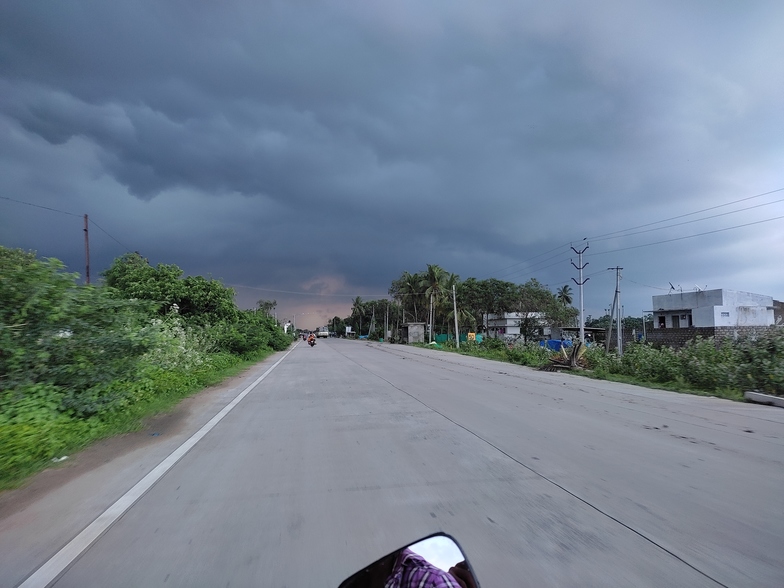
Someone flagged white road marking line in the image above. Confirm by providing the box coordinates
[19,346,296,588]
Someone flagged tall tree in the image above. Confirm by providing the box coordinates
[350,296,365,335]
[420,264,448,342]
[390,271,422,322]
[556,285,573,306]
[256,299,277,316]
[513,279,578,341]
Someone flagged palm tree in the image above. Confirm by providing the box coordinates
[556,284,573,306]
[400,271,419,322]
[446,306,476,337]
[351,296,365,335]
[420,264,448,342]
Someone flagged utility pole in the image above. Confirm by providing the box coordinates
[83,214,90,284]
[452,284,460,349]
[571,243,589,343]
[428,293,433,343]
[606,267,623,355]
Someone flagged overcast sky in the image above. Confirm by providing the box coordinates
[2,1,782,330]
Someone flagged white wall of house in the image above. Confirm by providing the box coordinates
[486,312,550,339]
[652,289,774,328]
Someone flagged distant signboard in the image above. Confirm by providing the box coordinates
[467,332,476,341]
[345,326,353,334]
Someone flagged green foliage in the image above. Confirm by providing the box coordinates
[584,332,784,398]
[620,343,681,383]
[0,248,155,398]
[439,337,552,368]
[0,247,293,487]
[679,337,739,391]
[482,337,507,351]
[583,345,621,376]
[735,329,784,395]
[556,285,573,306]
[103,253,238,321]
[506,343,552,367]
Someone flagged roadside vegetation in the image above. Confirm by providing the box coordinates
[379,262,782,402]
[0,248,293,489]
[422,332,783,401]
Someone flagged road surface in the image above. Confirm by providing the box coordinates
[1,339,782,587]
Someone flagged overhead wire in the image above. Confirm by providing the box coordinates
[585,186,784,241]
[588,196,784,244]
[587,214,784,258]
[2,195,134,254]
[481,186,784,283]
[0,195,82,217]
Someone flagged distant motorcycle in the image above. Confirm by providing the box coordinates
[308,336,316,347]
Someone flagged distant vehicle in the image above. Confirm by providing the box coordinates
[317,328,329,338]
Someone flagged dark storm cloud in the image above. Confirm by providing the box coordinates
[1,0,783,326]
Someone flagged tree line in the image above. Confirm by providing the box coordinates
[330,264,579,341]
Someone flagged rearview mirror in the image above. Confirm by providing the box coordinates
[338,532,479,588]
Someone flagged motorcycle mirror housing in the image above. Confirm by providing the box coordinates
[338,532,479,588]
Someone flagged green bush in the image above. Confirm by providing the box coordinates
[679,337,739,391]
[506,343,551,367]
[583,345,621,376]
[0,247,292,487]
[620,342,681,383]
[735,329,784,396]
[481,337,507,351]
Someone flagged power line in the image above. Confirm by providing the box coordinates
[2,195,134,254]
[479,242,573,280]
[495,247,572,281]
[480,186,783,284]
[0,195,82,217]
[586,186,784,241]
[587,214,784,258]
[589,196,784,244]
[88,218,133,252]
[229,284,391,299]
[626,279,670,291]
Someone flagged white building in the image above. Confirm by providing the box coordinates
[651,289,775,328]
[486,312,550,340]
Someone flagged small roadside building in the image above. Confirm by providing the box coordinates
[651,289,775,329]
[401,322,426,344]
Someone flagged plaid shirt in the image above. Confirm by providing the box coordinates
[384,549,462,588]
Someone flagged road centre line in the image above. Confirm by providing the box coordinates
[18,345,297,588]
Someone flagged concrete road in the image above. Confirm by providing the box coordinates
[2,339,783,587]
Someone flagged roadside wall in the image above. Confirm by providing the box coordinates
[645,326,780,348]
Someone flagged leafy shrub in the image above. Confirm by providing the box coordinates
[0,247,294,487]
[620,342,681,383]
[0,383,100,480]
[679,337,739,391]
[0,248,155,396]
[482,337,507,351]
[583,345,621,376]
[735,329,784,396]
[506,343,551,367]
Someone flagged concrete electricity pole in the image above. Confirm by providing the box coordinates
[606,267,623,356]
[571,243,589,343]
[452,284,460,349]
